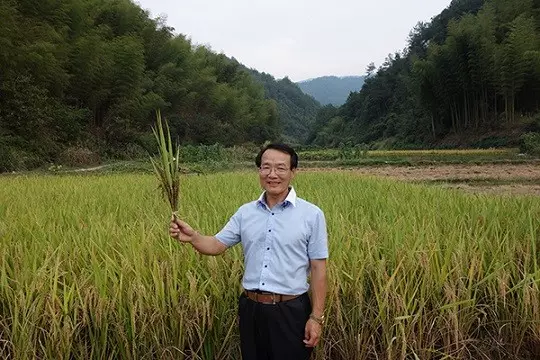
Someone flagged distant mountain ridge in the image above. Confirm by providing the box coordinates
[297,76,366,106]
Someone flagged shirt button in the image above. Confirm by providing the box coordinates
[267,247,270,250]
[264,265,268,268]
[268,229,271,232]
[271,213,274,215]
[262,282,265,285]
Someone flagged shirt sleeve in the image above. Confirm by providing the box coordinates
[215,208,242,247]
[308,209,328,259]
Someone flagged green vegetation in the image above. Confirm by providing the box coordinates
[309,0,540,148]
[3,0,540,173]
[0,172,539,359]
[520,132,540,156]
[0,0,281,172]
[31,147,536,176]
[2,1,539,358]
[150,110,181,214]
[248,71,321,144]
[298,147,530,165]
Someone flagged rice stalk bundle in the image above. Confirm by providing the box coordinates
[150,109,181,218]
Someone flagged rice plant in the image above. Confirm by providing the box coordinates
[0,171,539,359]
[150,109,181,217]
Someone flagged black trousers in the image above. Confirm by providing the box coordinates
[238,292,313,360]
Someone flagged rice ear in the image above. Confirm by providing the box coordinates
[151,109,181,215]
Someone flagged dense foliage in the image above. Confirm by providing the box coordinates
[0,0,282,171]
[248,70,320,144]
[309,0,540,148]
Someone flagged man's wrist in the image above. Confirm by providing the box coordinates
[309,313,325,326]
[191,230,201,242]
[188,231,200,244]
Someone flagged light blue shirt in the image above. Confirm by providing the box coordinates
[215,187,328,295]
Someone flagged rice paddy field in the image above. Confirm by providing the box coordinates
[1,170,539,359]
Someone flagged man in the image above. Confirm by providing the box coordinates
[169,143,328,360]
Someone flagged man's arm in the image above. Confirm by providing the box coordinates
[304,258,327,347]
[310,258,327,318]
[189,233,228,255]
[170,218,228,256]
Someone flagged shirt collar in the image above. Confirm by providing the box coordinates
[257,187,297,208]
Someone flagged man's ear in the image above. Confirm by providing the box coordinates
[291,168,297,179]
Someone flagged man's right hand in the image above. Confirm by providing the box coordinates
[169,217,198,243]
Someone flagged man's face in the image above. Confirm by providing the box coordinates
[258,149,296,198]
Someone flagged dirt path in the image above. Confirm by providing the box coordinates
[69,165,109,172]
[347,163,540,181]
[308,163,540,196]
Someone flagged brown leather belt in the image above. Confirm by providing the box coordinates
[244,290,300,304]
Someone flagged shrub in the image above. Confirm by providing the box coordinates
[58,146,100,167]
[180,144,227,163]
[472,136,512,149]
[338,142,369,159]
[0,143,16,172]
[519,132,540,156]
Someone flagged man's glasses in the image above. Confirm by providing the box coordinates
[259,166,290,176]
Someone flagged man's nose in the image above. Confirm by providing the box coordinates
[268,168,279,177]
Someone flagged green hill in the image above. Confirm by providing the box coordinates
[0,0,281,171]
[297,76,365,106]
[248,70,321,144]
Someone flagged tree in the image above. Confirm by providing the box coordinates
[365,62,376,77]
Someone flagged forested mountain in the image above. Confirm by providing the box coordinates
[297,76,365,106]
[3,0,537,172]
[248,70,320,144]
[0,0,281,171]
[309,0,540,148]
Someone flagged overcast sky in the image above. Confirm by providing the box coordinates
[135,0,451,82]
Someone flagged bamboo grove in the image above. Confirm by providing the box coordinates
[309,0,540,148]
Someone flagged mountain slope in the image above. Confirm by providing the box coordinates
[309,0,540,149]
[0,0,281,171]
[247,69,321,144]
[297,76,365,106]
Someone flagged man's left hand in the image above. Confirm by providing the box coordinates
[303,319,322,347]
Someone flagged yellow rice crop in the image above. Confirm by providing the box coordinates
[0,172,538,359]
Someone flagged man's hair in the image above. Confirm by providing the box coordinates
[255,143,298,169]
